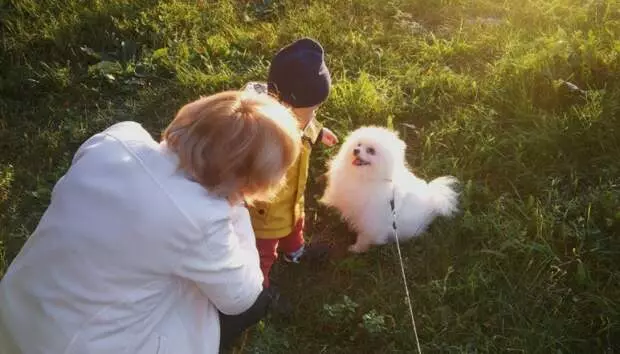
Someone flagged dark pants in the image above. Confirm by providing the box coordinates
[218,286,274,353]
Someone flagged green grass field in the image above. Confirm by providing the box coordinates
[1,0,619,352]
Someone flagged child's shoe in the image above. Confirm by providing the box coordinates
[283,243,330,263]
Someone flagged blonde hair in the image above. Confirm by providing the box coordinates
[163,90,300,204]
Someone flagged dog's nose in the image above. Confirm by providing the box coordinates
[353,148,360,156]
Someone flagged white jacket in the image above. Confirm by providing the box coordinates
[0,121,263,354]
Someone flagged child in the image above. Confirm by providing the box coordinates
[244,38,338,288]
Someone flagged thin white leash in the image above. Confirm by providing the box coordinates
[389,186,423,354]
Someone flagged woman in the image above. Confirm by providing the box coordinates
[0,90,301,354]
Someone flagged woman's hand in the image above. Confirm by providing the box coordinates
[320,127,338,147]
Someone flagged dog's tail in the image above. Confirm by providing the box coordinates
[427,176,459,217]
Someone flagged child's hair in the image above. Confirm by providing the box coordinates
[163,90,301,204]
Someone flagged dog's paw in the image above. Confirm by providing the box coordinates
[348,243,369,253]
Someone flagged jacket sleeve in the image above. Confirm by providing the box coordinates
[303,118,323,145]
[71,131,107,165]
[71,122,146,165]
[174,205,264,316]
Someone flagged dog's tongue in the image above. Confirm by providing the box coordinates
[353,158,363,166]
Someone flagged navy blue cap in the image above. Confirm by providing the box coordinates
[267,38,331,108]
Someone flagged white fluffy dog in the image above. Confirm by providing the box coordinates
[320,126,459,253]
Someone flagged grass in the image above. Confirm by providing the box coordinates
[1,0,619,352]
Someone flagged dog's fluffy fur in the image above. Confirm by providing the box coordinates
[320,126,459,253]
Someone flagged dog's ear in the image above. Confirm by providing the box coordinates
[398,138,406,152]
[391,131,406,152]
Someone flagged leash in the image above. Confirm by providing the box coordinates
[389,187,423,354]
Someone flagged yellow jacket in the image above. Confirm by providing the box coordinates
[248,117,323,239]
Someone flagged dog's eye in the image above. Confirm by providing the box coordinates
[366,147,376,155]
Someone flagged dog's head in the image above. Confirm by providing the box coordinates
[335,126,406,180]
